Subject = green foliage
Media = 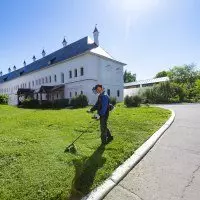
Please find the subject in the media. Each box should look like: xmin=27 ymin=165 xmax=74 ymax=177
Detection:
xmin=109 ymin=97 xmax=117 ymax=106
xmin=168 ymin=64 xmax=199 ymax=84
xmin=53 ymin=99 xmax=69 ymax=109
xmin=142 ymin=82 xmax=184 ymax=104
xmin=194 ymin=79 xmax=200 ymax=101
xmin=20 ymin=99 xmax=39 ymax=108
xmin=155 ymin=70 xmax=169 ymax=78
xmin=124 ymin=95 xmax=141 ymax=107
xmin=0 ymin=104 xmax=170 ymax=200
xmin=123 ymin=70 xmax=136 ymax=83
xmin=152 ymin=64 xmax=200 ymax=103
xmin=20 ymin=99 xmax=70 ymax=109
xmin=70 ymin=94 xmax=88 ymax=108
xmin=0 ymin=94 xmax=9 ymax=104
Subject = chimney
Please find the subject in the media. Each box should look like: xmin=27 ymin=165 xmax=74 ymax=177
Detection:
xmin=13 ymin=65 xmax=16 ymax=71
xmin=93 ymin=25 xmax=99 ymax=46
xmin=32 ymin=55 xmax=36 ymax=62
xmin=62 ymin=37 xmax=67 ymax=47
xmin=8 ymin=67 xmax=11 ymax=73
xmin=0 ymin=71 xmax=2 ymax=76
xmin=23 ymin=60 xmax=26 ymax=67
xmin=42 ymin=49 xmax=46 ymax=57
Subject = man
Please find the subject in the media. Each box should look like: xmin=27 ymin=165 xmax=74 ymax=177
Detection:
xmin=88 ymin=84 xmax=113 ymax=145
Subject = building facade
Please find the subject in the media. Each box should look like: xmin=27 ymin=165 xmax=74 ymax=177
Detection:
xmin=0 ymin=27 xmax=126 ymax=105
xmin=124 ymin=77 xmax=169 ymax=97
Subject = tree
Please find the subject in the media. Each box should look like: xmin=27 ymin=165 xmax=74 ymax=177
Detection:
xmin=123 ymin=70 xmax=136 ymax=83
xmin=155 ymin=70 xmax=168 ymax=78
xmin=168 ymin=64 xmax=199 ymax=84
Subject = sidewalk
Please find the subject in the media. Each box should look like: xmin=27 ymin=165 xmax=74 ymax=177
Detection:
xmin=104 ymin=104 xmax=200 ymax=200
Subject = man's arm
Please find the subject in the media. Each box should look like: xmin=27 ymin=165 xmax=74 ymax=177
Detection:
xmin=99 ymin=95 xmax=109 ymax=116
xmin=90 ymin=99 xmax=99 ymax=112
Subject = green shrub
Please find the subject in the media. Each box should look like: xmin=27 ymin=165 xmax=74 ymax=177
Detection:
xmin=0 ymin=94 xmax=9 ymax=104
xmin=70 ymin=95 xmax=88 ymax=108
xmin=53 ymin=99 xmax=69 ymax=108
xmin=40 ymin=100 xmax=52 ymax=109
xmin=109 ymin=97 xmax=117 ymax=106
xmin=141 ymin=82 xmax=185 ymax=104
xmin=124 ymin=95 xmax=141 ymax=107
xmin=20 ymin=99 xmax=39 ymax=108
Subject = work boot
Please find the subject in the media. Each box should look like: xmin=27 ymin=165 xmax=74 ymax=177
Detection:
xmin=106 ymin=136 xmax=113 ymax=143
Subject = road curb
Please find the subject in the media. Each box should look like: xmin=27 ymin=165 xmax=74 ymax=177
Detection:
xmin=82 ymin=108 xmax=175 ymax=200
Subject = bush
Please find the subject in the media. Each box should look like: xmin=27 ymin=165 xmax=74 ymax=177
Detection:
xmin=0 ymin=94 xmax=9 ymax=104
xmin=53 ymin=99 xmax=69 ymax=109
xmin=124 ymin=95 xmax=141 ymax=107
xmin=20 ymin=99 xmax=39 ymax=108
xmin=70 ymin=95 xmax=88 ymax=108
xmin=109 ymin=97 xmax=117 ymax=106
xmin=40 ymin=100 xmax=53 ymax=109
xmin=141 ymin=82 xmax=185 ymax=104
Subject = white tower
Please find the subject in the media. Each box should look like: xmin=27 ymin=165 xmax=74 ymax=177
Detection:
xmin=93 ymin=25 xmax=99 ymax=46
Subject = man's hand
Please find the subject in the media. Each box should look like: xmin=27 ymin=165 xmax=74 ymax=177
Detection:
xmin=94 ymin=114 xmax=100 ymax=120
xmin=86 ymin=109 xmax=92 ymax=113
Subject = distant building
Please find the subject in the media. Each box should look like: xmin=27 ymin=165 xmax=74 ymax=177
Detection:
xmin=124 ymin=77 xmax=169 ymax=97
xmin=0 ymin=26 xmax=126 ymax=105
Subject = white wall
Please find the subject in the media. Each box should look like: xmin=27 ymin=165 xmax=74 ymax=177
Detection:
xmin=0 ymin=53 xmax=124 ymax=105
xmin=97 ymin=56 xmax=124 ymax=102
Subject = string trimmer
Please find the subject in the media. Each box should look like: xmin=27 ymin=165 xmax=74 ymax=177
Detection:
xmin=64 ymin=118 xmax=97 ymax=153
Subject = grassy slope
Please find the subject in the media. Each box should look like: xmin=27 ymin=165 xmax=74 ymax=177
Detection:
xmin=0 ymin=104 xmax=171 ymax=200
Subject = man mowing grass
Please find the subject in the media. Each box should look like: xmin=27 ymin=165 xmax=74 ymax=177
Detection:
xmin=87 ymin=84 xmax=113 ymax=145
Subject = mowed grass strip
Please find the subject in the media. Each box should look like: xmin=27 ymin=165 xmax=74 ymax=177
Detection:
xmin=0 ymin=104 xmax=171 ymax=200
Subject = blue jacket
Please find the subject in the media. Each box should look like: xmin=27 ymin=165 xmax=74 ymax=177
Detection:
xmin=91 ymin=91 xmax=109 ymax=116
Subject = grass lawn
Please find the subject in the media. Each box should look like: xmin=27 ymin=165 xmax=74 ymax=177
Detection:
xmin=0 ymin=104 xmax=171 ymax=200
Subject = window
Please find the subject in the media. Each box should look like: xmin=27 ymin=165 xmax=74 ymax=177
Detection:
xmin=36 ymin=80 xmax=38 ymax=85
xmin=49 ymin=76 xmax=51 ymax=83
xmin=70 ymin=92 xmax=72 ymax=98
xmin=29 ymin=82 xmax=31 ymax=88
xmin=107 ymin=89 xmax=110 ymax=96
xmin=80 ymin=67 xmax=84 ymax=76
xmin=117 ymin=90 xmax=120 ymax=97
xmin=75 ymin=91 xmax=77 ymax=96
xmin=54 ymin=75 xmax=57 ymax=82
xmin=45 ymin=77 xmax=48 ymax=83
xmin=32 ymin=81 xmax=34 ymax=87
xmin=42 ymin=78 xmax=44 ymax=84
xmin=69 ymin=70 xmax=72 ymax=78
xmin=81 ymin=91 xmax=83 ymax=95
xmin=39 ymin=79 xmax=41 ymax=85
xmin=74 ymin=69 xmax=77 ymax=77
xmin=57 ymin=93 xmax=59 ymax=98
xmin=61 ymin=73 xmax=64 ymax=83
xmin=25 ymin=83 xmax=27 ymax=88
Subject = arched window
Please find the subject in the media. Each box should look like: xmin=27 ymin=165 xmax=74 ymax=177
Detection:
xmin=80 ymin=67 xmax=84 ymax=76
xmin=69 ymin=70 xmax=72 ymax=78
xmin=117 ymin=90 xmax=120 ymax=97
xmin=74 ymin=69 xmax=77 ymax=77
xmin=61 ymin=73 xmax=64 ymax=83
xmin=107 ymin=89 xmax=110 ymax=96
xmin=54 ymin=74 xmax=57 ymax=82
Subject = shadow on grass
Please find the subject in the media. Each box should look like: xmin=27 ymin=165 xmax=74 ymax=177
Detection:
xmin=69 ymin=144 xmax=106 ymax=200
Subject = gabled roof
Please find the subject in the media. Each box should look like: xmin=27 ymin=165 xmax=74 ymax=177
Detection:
xmin=124 ymin=77 xmax=169 ymax=87
xmin=0 ymin=37 xmax=97 ymax=83
xmin=0 ymin=36 xmax=125 ymax=83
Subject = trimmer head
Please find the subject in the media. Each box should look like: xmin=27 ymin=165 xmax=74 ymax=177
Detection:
xmin=64 ymin=144 xmax=77 ymax=154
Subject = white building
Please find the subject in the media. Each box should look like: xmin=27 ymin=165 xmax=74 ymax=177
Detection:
xmin=124 ymin=77 xmax=169 ymax=97
xmin=0 ymin=27 xmax=126 ymax=105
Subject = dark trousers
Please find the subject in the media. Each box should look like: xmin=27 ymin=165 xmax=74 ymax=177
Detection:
xmin=100 ymin=113 xmax=111 ymax=143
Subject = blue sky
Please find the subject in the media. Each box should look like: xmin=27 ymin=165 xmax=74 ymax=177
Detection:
xmin=0 ymin=0 xmax=199 ymax=80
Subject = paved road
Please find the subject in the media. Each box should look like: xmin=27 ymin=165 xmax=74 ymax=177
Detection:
xmin=104 ymin=104 xmax=200 ymax=200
